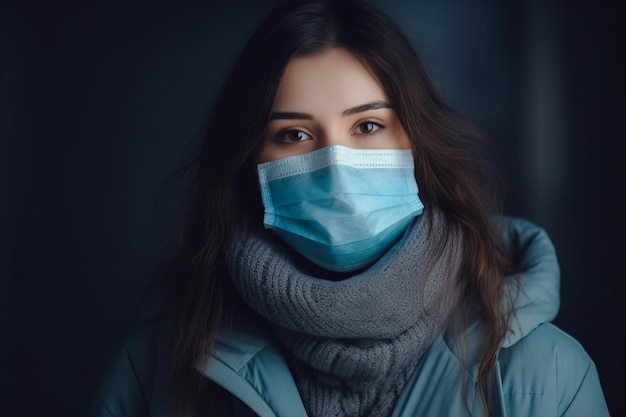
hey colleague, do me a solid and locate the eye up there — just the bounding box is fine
[354,121,383,135]
[276,129,312,143]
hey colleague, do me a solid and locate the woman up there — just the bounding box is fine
[89,0,609,416]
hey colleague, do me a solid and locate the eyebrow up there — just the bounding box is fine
[269,100,392,120]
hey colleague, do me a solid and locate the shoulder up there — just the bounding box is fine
[502,322,588,363]
[498,323,610,417]
[500,323,594,385]
[87,318,169,417]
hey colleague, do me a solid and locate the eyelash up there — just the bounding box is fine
[275,120,386,143]
[275,129,313,143]
[353,119,385,136]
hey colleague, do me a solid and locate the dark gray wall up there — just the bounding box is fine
[2,0,623,416]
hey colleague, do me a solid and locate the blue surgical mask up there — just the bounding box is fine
[257,145,424,272]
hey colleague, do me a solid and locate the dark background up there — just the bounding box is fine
[2,0,624,416]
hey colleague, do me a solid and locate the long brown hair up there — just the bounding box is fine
[164,0,515,414]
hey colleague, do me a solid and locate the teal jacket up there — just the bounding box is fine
[89,219,610,416]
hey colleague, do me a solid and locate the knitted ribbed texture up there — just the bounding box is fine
[228,210,462,417]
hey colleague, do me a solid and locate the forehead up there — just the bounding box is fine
[272,48,388,111]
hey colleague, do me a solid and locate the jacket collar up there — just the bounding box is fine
[443,216,561,376]
[500,217,560,347]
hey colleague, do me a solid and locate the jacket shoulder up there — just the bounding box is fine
[498,323,610,416]
[87,319,167,417]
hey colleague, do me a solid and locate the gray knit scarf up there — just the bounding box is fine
[227,210,463,417]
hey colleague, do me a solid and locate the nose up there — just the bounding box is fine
[315,128,353,150]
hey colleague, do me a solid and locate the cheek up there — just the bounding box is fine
[256,141,273,164]
[256,135,286,164]
[256,140,315,163]
[388,125,412,149]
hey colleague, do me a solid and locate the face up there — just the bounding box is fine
[257,48,412,163]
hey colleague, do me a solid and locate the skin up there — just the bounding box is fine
[257,48,412,163]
